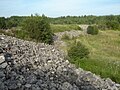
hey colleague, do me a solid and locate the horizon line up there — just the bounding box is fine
[1,14,120,18]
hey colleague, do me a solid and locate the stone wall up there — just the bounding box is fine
[0,35,120,90]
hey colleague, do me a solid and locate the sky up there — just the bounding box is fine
[0,0,120,17]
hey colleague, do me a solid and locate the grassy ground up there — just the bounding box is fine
[66,30,120,83]
[51,24,81,33]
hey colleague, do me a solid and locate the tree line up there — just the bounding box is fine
[0,15,120,30]
[50,15,120,30]
[0,16,24,29]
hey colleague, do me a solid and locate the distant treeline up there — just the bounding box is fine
[0,15,120,30]
[50,15,120,30]
[0,16,28,29]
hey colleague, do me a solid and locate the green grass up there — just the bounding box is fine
[51,24,81,33]
[67,30,120,83]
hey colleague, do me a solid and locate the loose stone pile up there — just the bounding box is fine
[54,30,83,40]
[54,30,83,54]
[0,34,120,90]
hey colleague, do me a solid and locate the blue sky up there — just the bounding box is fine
[0,0,120,17]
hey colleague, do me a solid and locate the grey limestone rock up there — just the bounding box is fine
[0,55,8,68]
[25,84,31,88]
[61,82,73,90]
[0,71,5,78]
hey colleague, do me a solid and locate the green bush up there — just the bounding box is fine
[98,24,107,30]
[12,29,28,39]
[106,21,119,30]
[6,19,17,29]
[0,17,6,29]
[68,42,89,60]
[87,26,99,35]
[22,15,53,44]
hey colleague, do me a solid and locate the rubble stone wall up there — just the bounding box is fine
[0,35,120,90]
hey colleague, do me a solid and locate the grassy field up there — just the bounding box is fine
[66,30,120,83]
[50,24,81,33]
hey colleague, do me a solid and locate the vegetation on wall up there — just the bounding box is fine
[22,15,53,44]
[0,15,53,44]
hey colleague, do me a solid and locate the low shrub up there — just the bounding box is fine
[87,26,99,35]
[68,41,89,61]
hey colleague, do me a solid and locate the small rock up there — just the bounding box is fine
[61,82,73,90]
[116,84,120,90]
[65,60,69,64]
[50,77,54,80]
[25,84,31,88]
[0,62,7,68]
[17,83,22,87]
[0,37,4,40]
[0,71,5,78]
[51,71,54,74]
[116,84,120,87]
[31,84,40,90]
[4,53,12,62]
[51,87,57,90]
[7,81,18,90]
[63,68,67,72]
[0,81,7,90]
[36,80,43,86]
[26,74,37,84]
[106,78,115,87]
[0,55,5,63]
[0,48,3,54]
